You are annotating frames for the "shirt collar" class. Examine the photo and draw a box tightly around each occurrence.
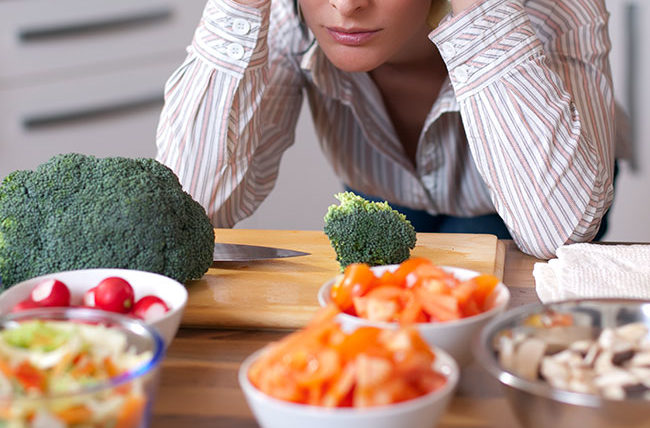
[300,42,360,104]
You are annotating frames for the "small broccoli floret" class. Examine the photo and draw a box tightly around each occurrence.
[323,192,416,271]
[0,153,215,288]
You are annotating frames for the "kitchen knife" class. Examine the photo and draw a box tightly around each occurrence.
[213,242,310,262]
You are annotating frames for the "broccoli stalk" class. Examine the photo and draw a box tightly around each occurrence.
[0,153,215,288]
[323,192,416,271]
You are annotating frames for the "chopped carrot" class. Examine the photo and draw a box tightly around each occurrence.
[14,361,45,392]
[104,356,121,378]
[115,395,147,428]
[249,306,447,408]
[55,405,92,424]
[0,359,13,378]
[336,327,386,361]
[70,356,96,378]
[52,352,76,379]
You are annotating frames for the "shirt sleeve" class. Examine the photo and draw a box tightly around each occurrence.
[155,0,305,227]
[430,0,615,258]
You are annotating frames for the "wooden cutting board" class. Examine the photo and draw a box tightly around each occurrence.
[181,229,505,329]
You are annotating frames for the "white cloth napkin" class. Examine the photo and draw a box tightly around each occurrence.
[533,243,650,303]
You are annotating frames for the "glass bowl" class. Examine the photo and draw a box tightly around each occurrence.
[0,307,164,427]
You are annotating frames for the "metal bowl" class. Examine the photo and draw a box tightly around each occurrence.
[473,299,650,428]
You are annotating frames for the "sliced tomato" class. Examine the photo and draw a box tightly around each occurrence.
[417,289,461,322]
[364,285,406,302]
[451,280,477,304]
[398,293,422,325]
[415,370,448,394]
[470,274,499,309]
[391,257,433,286]
[331,263,375,311]
[460,298,481,317]
[451,280,479,316]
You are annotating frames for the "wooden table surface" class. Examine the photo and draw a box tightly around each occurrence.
[151,239,542,428]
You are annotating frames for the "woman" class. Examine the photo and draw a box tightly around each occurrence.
[156,0,618,259]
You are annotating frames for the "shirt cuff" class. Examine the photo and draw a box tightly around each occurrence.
[429,0,543,100]
[191,0,270,77]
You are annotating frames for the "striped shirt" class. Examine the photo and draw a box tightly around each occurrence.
[156,0,617,259]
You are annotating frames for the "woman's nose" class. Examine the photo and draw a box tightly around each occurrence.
[329,0,369,16]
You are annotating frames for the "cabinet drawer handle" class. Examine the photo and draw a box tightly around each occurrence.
[22,93,163,130]
[18,7,172,42]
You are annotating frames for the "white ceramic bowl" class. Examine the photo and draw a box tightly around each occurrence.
[239,344,459,428]
[318,265,510,366]
[0,268,187,347]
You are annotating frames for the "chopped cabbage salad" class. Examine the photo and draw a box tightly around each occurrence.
[0,320,153,427]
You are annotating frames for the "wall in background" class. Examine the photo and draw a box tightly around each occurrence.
[602,0,650,242]
[237,102,342,230]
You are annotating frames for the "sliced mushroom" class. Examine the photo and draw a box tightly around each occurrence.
[540,356,569,385]
[534,326,593,354]
[594,350,615,374]
[594,368,637,389]
[615,322,648,344]
[602,385,625,400]
[497,334,516,373]
[583,343,600,366]
[494,318,650,400]
[514,337,547,381]
[630,351,650,367]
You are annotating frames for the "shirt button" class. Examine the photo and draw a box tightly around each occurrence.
[454,65,470,83]
[232,18,251,35]
[440,41,456,58]
[227,43,245,60]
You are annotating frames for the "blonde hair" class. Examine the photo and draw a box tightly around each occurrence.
[427,0,451,29]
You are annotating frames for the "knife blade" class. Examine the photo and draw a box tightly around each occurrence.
[213,242,310,262]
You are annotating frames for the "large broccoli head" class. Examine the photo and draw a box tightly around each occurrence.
[323,192,416,271]
[0,153,215,288]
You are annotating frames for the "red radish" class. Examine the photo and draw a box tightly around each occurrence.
[12,298,39,312]
[131,295,170,322]
[94,277,135,313]
[83,287,98,307]
[30,279,71,307]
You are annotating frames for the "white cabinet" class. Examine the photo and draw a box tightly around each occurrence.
[0,0,206,178]
[603,0,650,241]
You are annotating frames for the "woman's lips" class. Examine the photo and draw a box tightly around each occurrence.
[326,27,380,46]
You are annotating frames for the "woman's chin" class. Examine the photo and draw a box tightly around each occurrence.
[321,48,385,73]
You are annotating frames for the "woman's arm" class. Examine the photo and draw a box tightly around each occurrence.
[431,0,615,258]
[156,0,305,226]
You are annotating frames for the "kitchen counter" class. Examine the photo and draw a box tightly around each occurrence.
[151,238,542,427]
